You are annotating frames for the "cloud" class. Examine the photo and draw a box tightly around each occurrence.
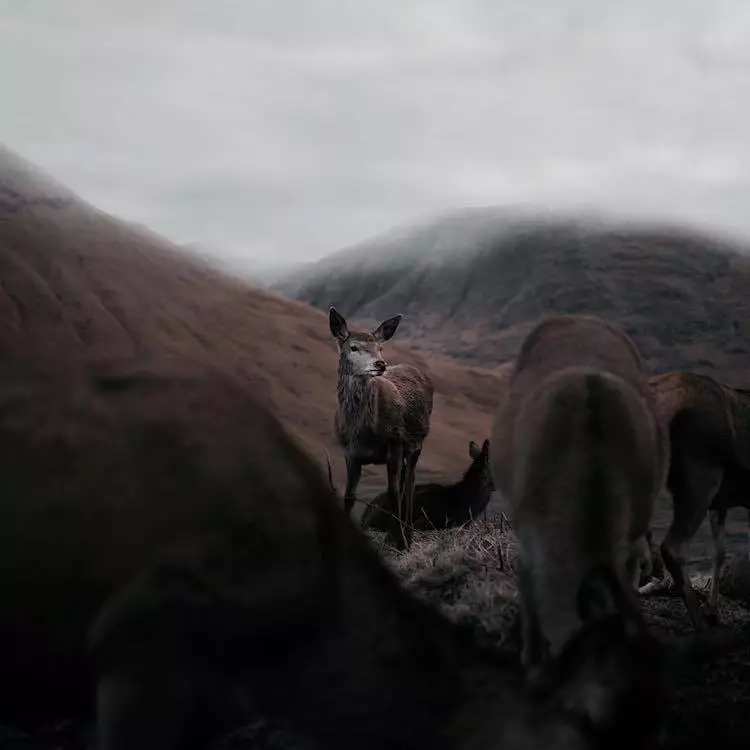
[3,0,750,267]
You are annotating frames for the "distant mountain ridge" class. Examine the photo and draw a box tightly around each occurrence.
[274,209,750,384]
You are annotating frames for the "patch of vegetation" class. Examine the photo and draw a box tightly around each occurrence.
[2,521,749,749]
[377,519,750,748]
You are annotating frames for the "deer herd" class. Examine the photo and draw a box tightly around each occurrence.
[324,306,750,745]
[1,283,748,750]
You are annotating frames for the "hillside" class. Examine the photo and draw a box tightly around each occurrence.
[0,147,504,504]
[275,208,750,384]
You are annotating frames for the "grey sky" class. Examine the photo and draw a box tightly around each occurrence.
[3,0,750,267]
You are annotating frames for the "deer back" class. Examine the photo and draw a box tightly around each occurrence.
[490,315,669,653]
[650,371,750,471]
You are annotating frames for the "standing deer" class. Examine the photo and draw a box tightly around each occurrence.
[490,315,669,687]
[645,371,750,628]
[361,439,494,535]
[329,306,434,548]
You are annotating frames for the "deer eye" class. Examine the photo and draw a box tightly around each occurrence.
[350,345,359,353]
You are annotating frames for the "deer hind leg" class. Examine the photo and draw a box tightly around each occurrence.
[661,461,723,633]
[638,528,668,597]
[384,443,406,549]
[707,504,728,624]
[343,456,362,517]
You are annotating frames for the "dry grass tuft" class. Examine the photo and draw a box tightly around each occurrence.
[369,516,520,650]
[373,522,750,749]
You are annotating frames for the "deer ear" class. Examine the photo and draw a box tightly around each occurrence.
[329,307,349,343]
[372,314,402,342]
[469,441,481,459]
[481,439,490,457]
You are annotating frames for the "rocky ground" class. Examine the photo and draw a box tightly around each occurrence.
[1,518,749,749]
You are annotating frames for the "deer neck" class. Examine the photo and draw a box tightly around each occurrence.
[337,359,377,431]
[461,462,483,489]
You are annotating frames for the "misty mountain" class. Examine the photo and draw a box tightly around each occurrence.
[273,209,750,382]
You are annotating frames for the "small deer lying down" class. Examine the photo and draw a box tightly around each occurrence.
[0,355,669,750]
[329,306,433,548]
[490,315,670,683]
[360,439,494,535]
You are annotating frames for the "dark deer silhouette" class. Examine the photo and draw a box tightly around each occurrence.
[644,371,750,628]
[0,354,671,750]
[360,439,493,535]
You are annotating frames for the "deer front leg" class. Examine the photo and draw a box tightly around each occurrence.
[638,528,668,596]
[628,535,650,592]
[343,456,362,517]
[707,505,728,624]
[645,527,665,580]
[385,443,406,549]
[401,448,422,540]
[661,461,723,633]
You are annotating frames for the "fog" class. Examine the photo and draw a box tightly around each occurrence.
[3,1,750,268]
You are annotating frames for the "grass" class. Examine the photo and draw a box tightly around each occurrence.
[1,518,749,749]
[371,517,750,748]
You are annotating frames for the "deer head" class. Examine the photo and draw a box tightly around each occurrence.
[529,563,668,745]
[329,307,402,377]
[468,439,490,462]
[469,439,494,492]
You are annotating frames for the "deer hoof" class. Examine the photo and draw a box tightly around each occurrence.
[638,577,666,597]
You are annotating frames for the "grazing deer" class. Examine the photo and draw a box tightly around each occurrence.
[0,356,671,750]
[646,371,750,628]
[328,306,434,548]
[490,315,669,681]
[360,439,494,535]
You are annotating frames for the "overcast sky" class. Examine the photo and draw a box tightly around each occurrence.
[3,1,750,267]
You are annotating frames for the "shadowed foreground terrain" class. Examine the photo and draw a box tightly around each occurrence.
[2,519,749,749]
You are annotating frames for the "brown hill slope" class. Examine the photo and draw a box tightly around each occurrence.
[275,209,750,384]
[0,147,502,500]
